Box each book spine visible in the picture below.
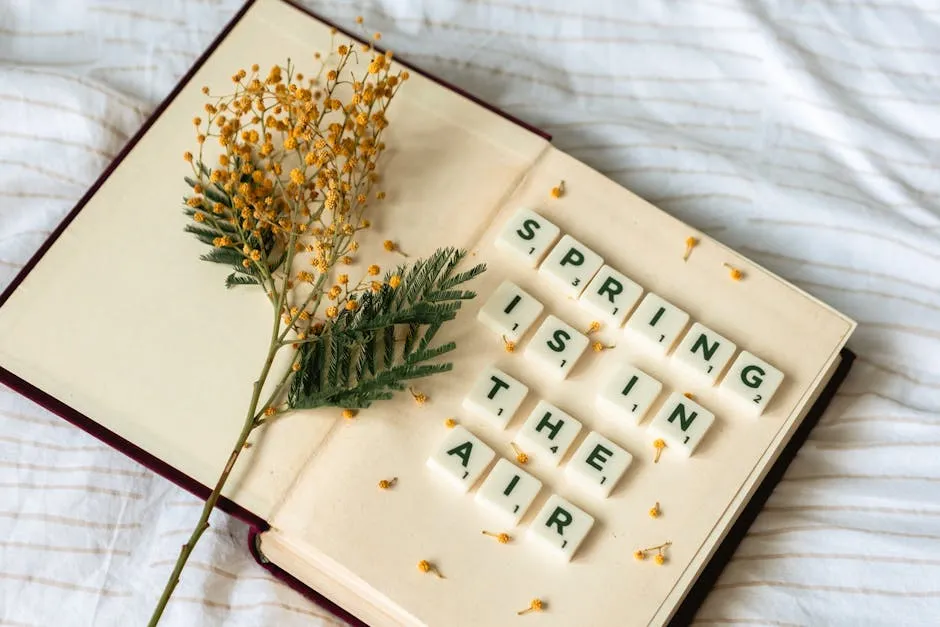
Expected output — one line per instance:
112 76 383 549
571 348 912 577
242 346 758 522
247 527 366 626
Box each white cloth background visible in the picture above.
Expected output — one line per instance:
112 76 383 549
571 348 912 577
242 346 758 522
2 0 940 625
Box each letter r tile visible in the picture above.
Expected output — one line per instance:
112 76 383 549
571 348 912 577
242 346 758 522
527 494 595 561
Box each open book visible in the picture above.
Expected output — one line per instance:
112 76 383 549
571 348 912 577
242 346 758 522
0 1 855 625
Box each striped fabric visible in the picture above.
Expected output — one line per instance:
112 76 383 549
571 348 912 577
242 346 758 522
2 1 940 625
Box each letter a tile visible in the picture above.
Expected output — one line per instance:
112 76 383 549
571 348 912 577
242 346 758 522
427 426 496 492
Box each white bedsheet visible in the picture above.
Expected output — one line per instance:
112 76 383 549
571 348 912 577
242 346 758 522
2 1 940 625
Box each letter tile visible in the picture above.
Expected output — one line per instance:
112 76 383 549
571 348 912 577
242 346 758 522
596 364 663 426
524 315 590 380
565 431 634 498
647 393 715 456
462 366 529 429
515 400 583 466
427 426 496 492
538 235 604 298
580 265 643 327
623 292 690 355
475 458 543 526
673 322 737 384
527 494 595 561
477 280 544 343
494 208 561 268
719 351 784 415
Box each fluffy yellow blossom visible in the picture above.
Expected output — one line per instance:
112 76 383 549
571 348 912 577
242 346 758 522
410 387 428 406
517 599 543 615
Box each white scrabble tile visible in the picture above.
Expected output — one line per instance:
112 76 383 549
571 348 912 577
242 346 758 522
524 315 590 380
719 351 784 415
475 458 543 526
427 426 496 492
527 494 595 561
647 393 716 457
623 292 690 355
673 322 738 384
565 431 634 498
494 208 561 268
515 400 583 466
538 235 604 298
462 366 529 429
596 364 663 426
476 281 544 343
580 265 644 327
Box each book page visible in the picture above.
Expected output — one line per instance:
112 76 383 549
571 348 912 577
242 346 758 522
270 145 854 626
0 0 547 521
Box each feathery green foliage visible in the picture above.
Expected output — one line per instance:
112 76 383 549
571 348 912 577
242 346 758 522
288 248 485 410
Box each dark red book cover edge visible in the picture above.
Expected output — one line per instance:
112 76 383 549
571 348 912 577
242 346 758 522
0 0 548 527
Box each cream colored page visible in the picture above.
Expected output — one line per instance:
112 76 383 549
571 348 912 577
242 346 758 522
0 0 546 520
271 146 853 626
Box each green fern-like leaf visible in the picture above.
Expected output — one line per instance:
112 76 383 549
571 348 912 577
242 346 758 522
225 273 260 289
287 248 485 410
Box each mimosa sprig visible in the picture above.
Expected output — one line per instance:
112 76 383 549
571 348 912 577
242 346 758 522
148 24 485 626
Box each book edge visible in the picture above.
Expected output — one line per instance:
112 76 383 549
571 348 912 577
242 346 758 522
248 528 367 626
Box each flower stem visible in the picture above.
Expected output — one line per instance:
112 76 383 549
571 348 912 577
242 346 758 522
147 289 288 625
